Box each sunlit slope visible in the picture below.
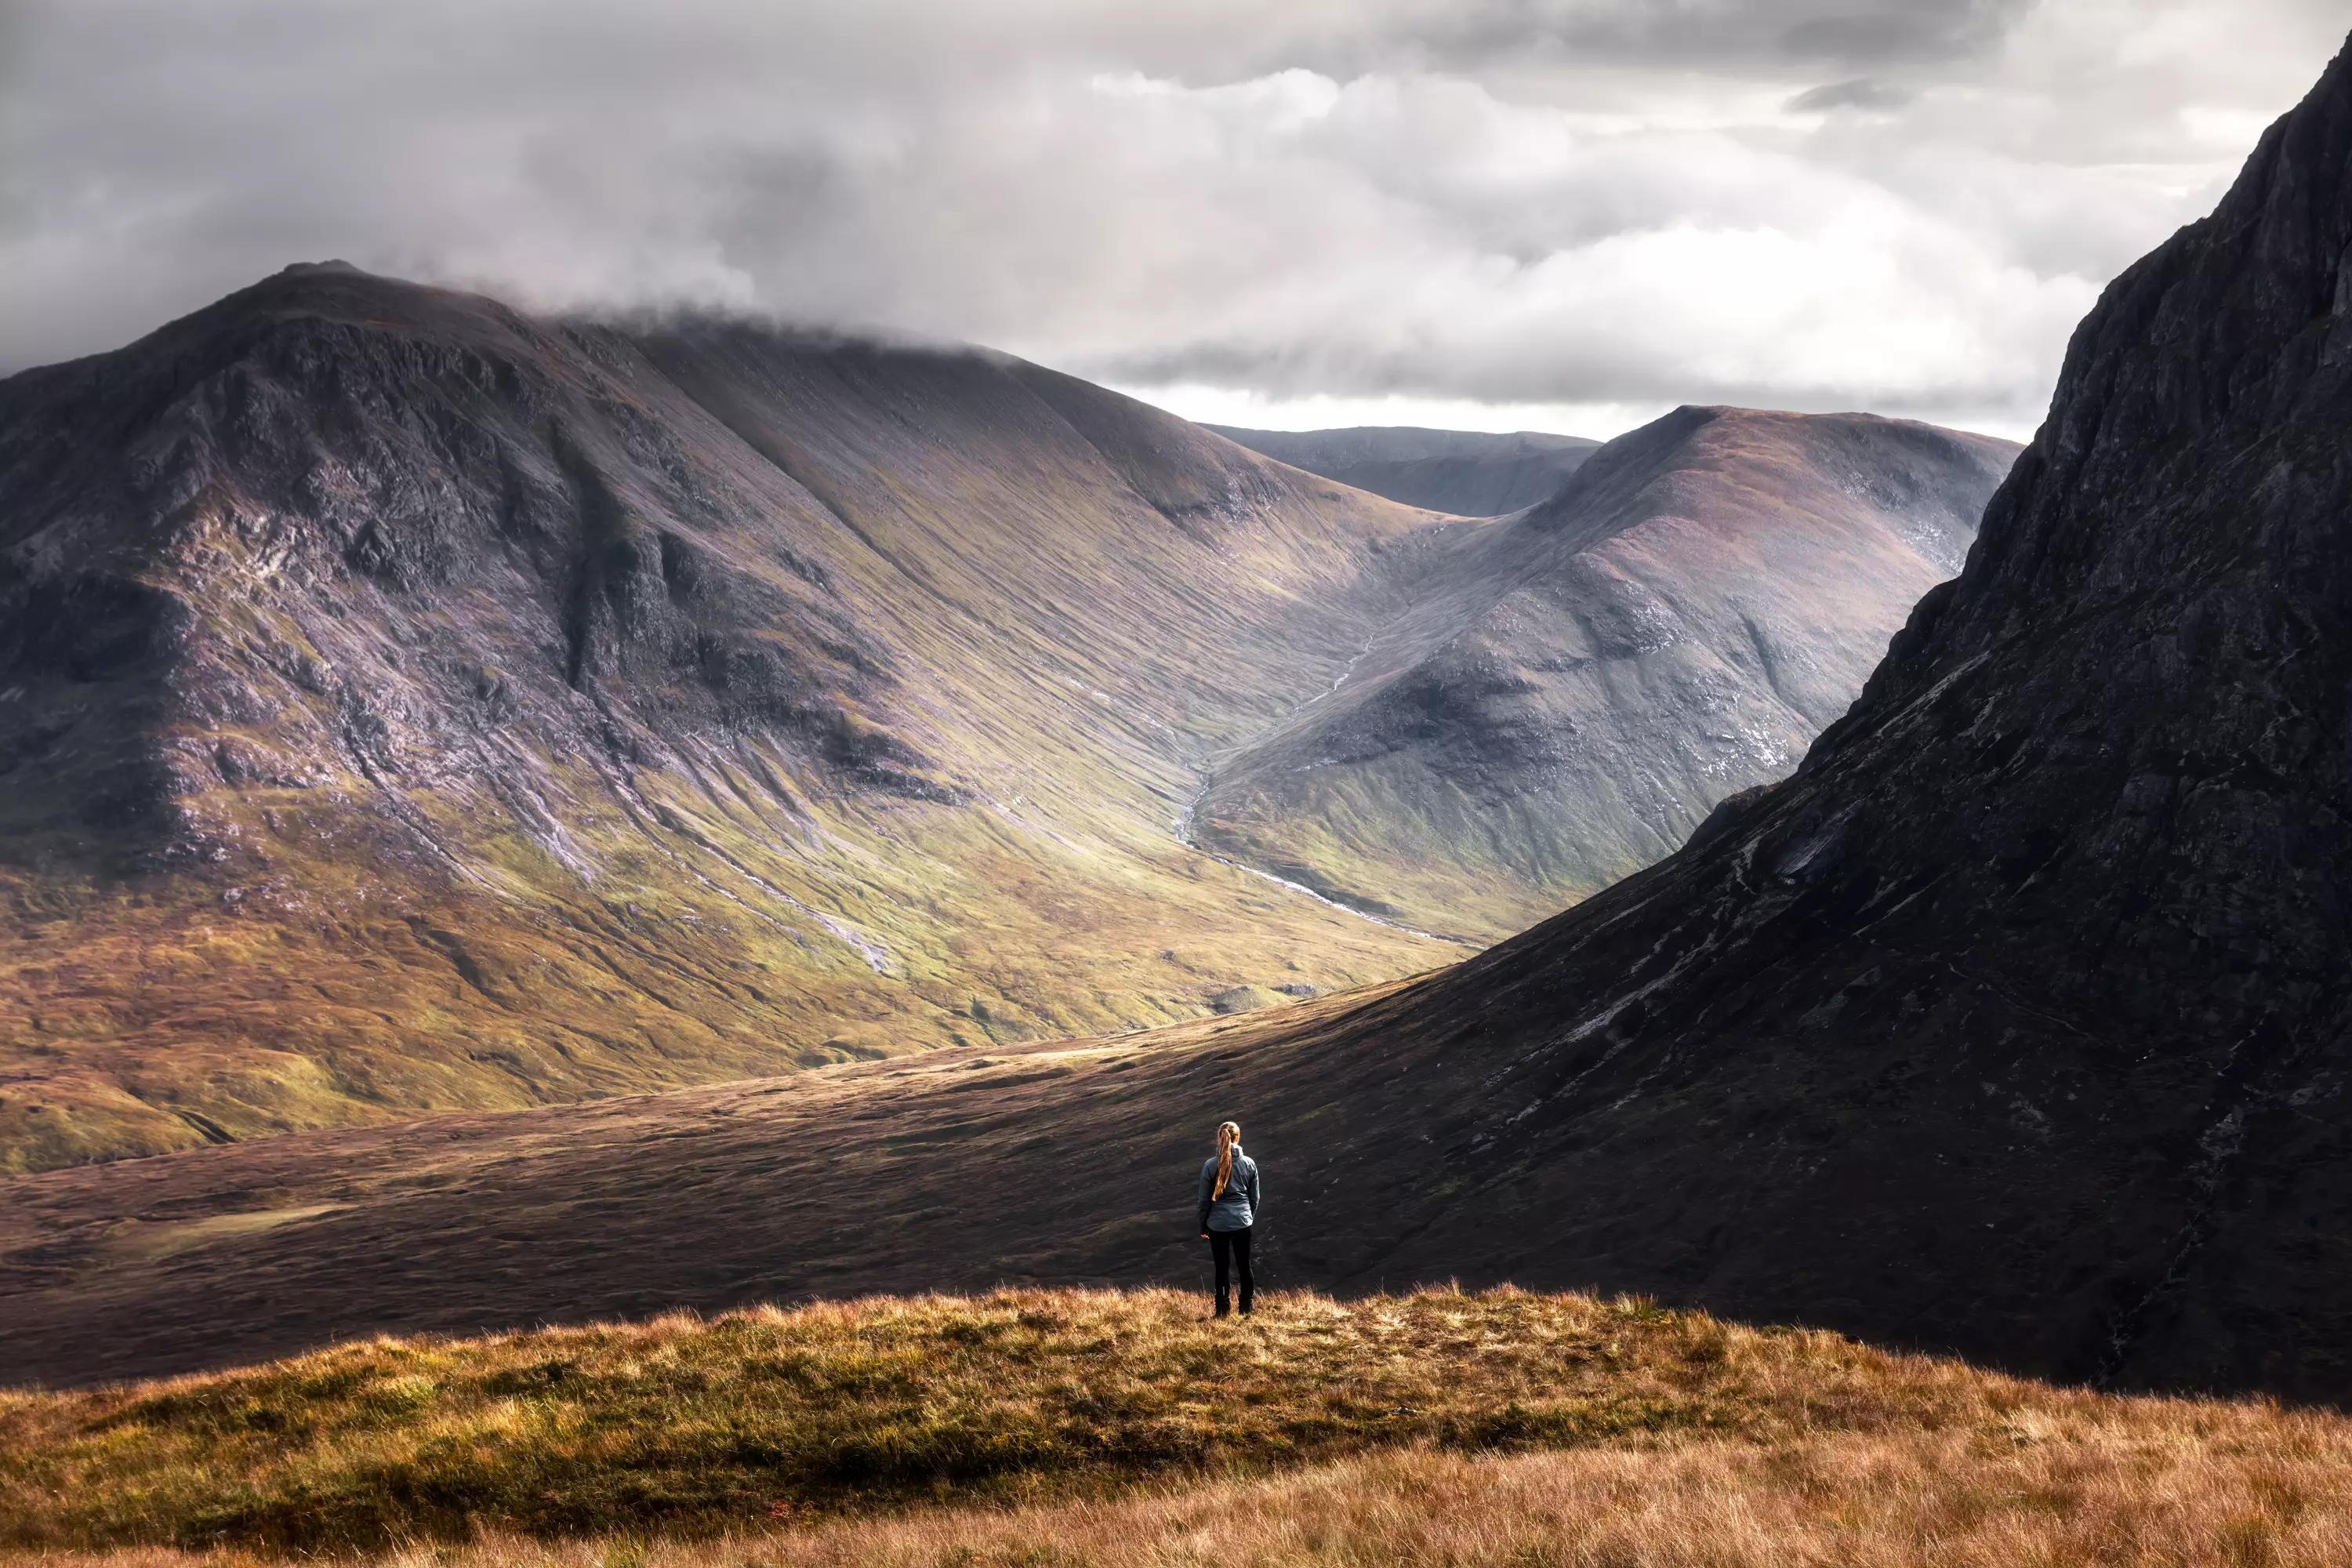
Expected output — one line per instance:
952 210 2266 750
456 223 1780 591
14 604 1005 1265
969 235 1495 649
1192 407 2020 938
0 264 1457 1172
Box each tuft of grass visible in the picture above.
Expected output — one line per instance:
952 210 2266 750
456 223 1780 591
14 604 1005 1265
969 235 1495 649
3 1286 2323 1557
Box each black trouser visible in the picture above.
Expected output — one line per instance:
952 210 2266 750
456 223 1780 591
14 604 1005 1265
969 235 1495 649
1208 1225 1254 1315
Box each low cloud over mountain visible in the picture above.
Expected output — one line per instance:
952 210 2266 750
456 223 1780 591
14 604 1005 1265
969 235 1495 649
7 2 2348 436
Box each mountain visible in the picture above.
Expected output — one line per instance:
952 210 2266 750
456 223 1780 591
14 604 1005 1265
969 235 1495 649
0 263 1461 1171
1204 425 1602 516
1190 408 2018 938
16 31 2352 1396
0 267 2008 1178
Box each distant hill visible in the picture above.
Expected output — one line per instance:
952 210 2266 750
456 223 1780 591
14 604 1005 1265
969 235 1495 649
1192 407 2019 938
1205 425 1601 516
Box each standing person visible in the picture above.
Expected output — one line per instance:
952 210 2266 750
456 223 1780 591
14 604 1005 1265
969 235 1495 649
1195 1120 1261 1318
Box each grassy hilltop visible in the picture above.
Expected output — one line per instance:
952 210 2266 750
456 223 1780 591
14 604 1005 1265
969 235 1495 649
5 1287 2351 1566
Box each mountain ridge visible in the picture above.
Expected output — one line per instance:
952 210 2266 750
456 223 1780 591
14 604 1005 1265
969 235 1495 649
1191 405 2016 937
0 263 1461 1170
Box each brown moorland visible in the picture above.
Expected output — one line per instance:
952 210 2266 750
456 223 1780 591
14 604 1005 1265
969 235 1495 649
7 1285 2351 1566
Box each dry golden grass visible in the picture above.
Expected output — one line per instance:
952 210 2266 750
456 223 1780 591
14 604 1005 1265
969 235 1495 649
6 1287 2348 1564
16 1422 2352 1567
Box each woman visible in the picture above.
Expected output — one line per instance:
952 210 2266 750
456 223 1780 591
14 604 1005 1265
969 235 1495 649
1195 1120 1261 1317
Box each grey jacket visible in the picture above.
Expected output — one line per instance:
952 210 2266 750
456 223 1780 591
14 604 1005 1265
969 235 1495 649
1196 1150 1261 1233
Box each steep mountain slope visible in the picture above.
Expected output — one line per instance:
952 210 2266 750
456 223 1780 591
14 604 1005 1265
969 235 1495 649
19 34 2352 1398
0 263 1461 1171
1206 425 1601 517
1191 408 2019 938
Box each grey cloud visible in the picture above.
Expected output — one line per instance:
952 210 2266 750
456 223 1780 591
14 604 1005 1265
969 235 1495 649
1 1 2345 441
1353 0 2035 75
1788 78 1917 111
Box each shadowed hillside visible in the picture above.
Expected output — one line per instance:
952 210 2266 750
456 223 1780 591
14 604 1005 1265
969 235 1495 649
1205 425 1602 517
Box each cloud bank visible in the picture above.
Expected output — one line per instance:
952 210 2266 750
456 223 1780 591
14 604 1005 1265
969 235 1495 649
5 1 2350 437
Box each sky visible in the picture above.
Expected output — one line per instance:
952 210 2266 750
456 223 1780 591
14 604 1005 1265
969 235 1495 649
5 2 2351 441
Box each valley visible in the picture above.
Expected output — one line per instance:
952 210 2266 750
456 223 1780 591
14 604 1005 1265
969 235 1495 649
13 17 2352 1410
12 5 2352 1567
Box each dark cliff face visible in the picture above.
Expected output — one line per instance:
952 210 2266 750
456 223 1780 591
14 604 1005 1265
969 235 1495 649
1205 425 1602 517
1221 33 2352 1396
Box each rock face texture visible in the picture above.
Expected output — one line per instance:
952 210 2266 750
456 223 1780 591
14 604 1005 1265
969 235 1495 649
1192 408 2017 938
0 264 2006 1175
1206 425 1602 517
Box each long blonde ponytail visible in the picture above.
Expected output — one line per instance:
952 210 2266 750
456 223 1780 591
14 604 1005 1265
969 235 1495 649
1212 1120 1242 1199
